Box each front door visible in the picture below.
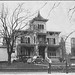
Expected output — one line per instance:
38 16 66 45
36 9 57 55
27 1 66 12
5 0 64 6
39 46 45 59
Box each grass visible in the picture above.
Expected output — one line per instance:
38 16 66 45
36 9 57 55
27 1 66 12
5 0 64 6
0 62 75 73
0 62 48 69
0 61 67 70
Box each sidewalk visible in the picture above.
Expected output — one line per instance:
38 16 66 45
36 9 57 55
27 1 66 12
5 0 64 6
0 72 75 75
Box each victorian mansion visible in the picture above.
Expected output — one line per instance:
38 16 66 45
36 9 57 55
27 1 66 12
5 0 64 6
14 12 62 62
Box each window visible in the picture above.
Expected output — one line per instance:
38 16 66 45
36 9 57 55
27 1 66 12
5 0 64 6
21 36 30 44
34 36 35 43
49 52 56 56
25 49 29 56
42 25 44 29
38 24 39 29
47 38 56 44
49 51 56 57
38 24 44 29
47 38 49 44
24 37 28 43
53 38 56 44
20 47 29 56
28 37 30 43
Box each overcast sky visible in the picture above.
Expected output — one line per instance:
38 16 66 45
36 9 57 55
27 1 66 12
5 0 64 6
0 1 75 53
0 1 74 35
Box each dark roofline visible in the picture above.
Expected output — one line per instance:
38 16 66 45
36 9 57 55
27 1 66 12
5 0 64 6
15 30 61 34
47 31 61 34
33 18 48 22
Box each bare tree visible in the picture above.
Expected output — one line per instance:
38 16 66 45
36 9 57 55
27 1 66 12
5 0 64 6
0 3 34 64
68 5 75 21
0 2 48 64
0 2 61 64
47 2 60 18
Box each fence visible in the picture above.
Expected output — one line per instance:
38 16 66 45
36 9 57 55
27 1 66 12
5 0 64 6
48 62 75 73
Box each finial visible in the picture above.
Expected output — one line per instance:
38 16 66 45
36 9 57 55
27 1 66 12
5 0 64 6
38 11 40 17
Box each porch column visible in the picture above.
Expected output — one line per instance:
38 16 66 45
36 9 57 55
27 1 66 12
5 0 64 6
34 44 39 56
59 48 62 58
34 32 39 56
17 45 21 56
45 46 48 59
36 43 39 56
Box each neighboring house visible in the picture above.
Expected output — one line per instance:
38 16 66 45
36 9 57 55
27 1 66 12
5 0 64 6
0 45 17 62
0 38 17 62
0 45 8 61
71 38 75 56
16 12 61 62
70 38 75 63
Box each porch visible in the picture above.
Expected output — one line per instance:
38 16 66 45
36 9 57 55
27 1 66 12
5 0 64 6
17 43 61 63
47 45 60 62
17 43 35 57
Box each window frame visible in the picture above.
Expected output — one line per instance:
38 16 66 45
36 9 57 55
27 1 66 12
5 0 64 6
38 24 44 29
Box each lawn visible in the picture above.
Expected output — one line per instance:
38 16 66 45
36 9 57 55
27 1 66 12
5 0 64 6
0 62 74 72
0 62 48 69
0 61 67 70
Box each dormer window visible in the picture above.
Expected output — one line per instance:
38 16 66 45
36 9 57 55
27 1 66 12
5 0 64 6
38 24 44 29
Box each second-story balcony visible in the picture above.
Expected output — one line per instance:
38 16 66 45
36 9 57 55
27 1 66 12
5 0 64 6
37 33 46 44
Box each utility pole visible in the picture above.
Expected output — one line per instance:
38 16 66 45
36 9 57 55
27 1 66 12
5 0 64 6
60 38 66 61
60 37 68 73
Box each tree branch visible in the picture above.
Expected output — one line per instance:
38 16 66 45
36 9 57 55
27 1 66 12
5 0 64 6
68 6 75 20
47 2 60 18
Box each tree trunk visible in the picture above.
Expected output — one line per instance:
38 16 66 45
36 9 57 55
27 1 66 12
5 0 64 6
7 43 11 65
8 52 11 65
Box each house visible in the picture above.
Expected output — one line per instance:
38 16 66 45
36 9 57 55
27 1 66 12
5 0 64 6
70 38 75 63
71 38 75 56
0 45 8 62
16 11 61 62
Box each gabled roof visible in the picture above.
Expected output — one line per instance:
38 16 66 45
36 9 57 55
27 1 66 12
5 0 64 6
32 11 48 22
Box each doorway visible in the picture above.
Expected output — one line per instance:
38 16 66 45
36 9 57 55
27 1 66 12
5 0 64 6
39 46 45 59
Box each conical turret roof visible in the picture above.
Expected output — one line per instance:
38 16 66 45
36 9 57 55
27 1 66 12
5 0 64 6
32 11 48 22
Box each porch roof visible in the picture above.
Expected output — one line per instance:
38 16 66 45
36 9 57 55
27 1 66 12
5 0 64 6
37 33 46 36
18 43 35 47
18 43 60 48
38 44 60 48
47 45 60 49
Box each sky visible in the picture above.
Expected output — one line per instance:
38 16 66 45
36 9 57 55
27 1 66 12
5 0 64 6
0 1 75 53
0 1 74 34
